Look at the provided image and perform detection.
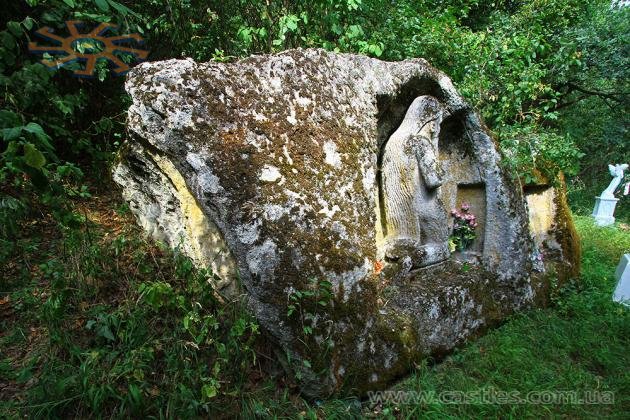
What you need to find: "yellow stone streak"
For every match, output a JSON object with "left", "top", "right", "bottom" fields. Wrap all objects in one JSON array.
[{"left": 149, "top": 151, "right": 238, "bottom": 292}]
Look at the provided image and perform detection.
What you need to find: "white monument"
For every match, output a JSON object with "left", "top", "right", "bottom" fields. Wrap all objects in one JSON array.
[
  {"left": 613, "top": 254, "right": 630, "bottom": 306},
  {"left": 592, "top": 163, "right": 628, "bottom": 226}
]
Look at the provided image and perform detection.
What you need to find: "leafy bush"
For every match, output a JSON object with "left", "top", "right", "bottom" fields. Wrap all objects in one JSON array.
[{"left": 2, "top": 220, "right": 260, "bottom": 417}]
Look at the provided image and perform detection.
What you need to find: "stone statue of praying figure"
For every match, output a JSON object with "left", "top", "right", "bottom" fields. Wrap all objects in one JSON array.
[
  {"left": 380, "top": 95, "right": 450, "bottom": 268},
  {"left": 601, "top": 163, "right": 629, "bottom": 199}
]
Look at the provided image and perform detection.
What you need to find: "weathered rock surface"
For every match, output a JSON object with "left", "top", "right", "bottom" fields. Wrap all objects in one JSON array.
[
  {"left": 522, "top": 172, "right": 581, "bottom": 300},
  {"left": 113, "top": 49, "right": 580, "bottom": 396}
]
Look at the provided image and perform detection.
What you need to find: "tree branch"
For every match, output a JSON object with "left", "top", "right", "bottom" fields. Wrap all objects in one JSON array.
[
  {"left": 566, "top": 83, "right": 628, "bottom": 104},
  {"left": 554, "top": 94, "right": 589, "bottom": 111}
]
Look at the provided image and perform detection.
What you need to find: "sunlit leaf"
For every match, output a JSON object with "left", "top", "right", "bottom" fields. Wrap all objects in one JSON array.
[
  {"left": 94, "top": 0, "right": 110, "bottom": 12},
  {"left": 23, "top": 143, "right": 46, "bottom": 169}
]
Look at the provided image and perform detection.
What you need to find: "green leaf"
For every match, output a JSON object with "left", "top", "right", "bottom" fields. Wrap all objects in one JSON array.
[
  {"left": 1, "top": 126, "right": 22, "bottom": 141},
  {"left": 128, "top": 383, "right": 142, "bottom": 405},
  {"left": 98, "top": 325, "right": 115, "bottom": 341},
  {"left": 347, "top": 0, "right": 362, "bottom": 11},
  {"left": 62, "top": 0, "right": 75, "bottom": 7},
  {"left": 1, "top": 32, "right": 15, "bottom": 49},
  {"left": 285, "top": 15, "right": 299, "bottom": 31},
  {"left": 94, "top": 0, "right": 110, "bottom": 12},
  {"left": 23, "top": 143, "right": 46, "bottom": 169},
  {"left": 346, "top": 24, "right": 364, "bottom": 39},
  {"left": 237, "top": 27, "right": 252, "bottom": 43},
  {"left": 23, "top": 122, "right": 46, "bottom": 137},
  {"left": 108, "top": 0, "right": 131, "bottom": 16},
  {"left": 201, "top": 383, "right": 217, "bottom": 399},
  {"left": 5, "top": 141, "right": 18, "bottom": 156},
  {"left": 22, "top": 17, "right": 34, "bottom": 31},
  {"left": 319, "top": 280, "right": 332, "bottom": 288},
  {"left": 23, "top": 122, "right": 54, "bottom": 152},
  {"left": 6, "top": 22, "right": 22, "bottom": 38}
]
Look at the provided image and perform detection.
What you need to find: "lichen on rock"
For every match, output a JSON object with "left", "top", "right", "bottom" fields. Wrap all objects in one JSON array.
[{"left": 114, "top": 48, "right": 580, "bottom": 397}]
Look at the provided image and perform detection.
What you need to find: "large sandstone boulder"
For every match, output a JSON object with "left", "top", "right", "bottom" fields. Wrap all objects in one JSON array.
[{"left": 113, "top": 49, "right": 580, "bottom": 396}]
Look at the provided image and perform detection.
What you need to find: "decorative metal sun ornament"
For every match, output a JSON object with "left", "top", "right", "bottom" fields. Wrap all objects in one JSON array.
[{"left": 28, "top": 20, "right": 148, "bottom": 77}]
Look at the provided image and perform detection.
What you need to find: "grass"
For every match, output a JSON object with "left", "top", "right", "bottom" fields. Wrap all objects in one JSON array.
[
  {"left": 1, "top": 187, "right": 629, "bottom": 418},
  {"left": 254, "top": 216, "right": 630, "bottom": 419}
]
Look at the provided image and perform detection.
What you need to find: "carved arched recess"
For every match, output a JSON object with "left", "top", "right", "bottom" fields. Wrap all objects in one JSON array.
[{"left": 375, "top": 83, "right": 494, "bottom": 274}]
